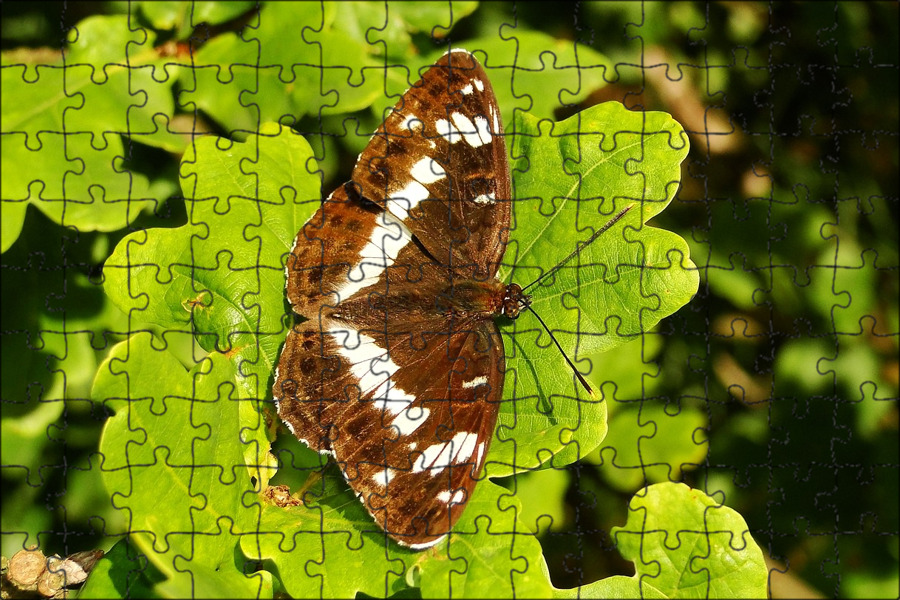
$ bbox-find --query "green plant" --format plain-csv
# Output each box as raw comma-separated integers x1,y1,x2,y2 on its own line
15,2,890,598
80,85,762,594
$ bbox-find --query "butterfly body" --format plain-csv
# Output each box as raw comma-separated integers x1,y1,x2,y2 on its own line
275,50,515,548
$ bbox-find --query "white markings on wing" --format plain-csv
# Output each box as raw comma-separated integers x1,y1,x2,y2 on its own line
462,375,488,389
473,115,492,146
410,157,446,185
388,180,430,221
473,78,485,92
475,442,486,467
401,113,421,131
372,468,397,487
334,211,411,302
392,406,430,436
413,431,480,475
461,83,474,95
407,535,446,550
436,489,466,505
473,192,495,205
490,105,501,135
451,112,487,148
435,118,462,144
453,432,479,464
328,327,415,414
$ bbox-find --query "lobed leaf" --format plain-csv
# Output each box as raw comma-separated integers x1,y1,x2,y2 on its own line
92,332,272,597
0,15,183,252
488,102,697,474
611,483,768,598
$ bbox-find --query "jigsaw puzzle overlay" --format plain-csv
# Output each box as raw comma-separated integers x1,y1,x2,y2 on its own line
1,3,896,599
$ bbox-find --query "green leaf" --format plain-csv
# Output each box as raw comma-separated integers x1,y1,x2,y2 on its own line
487,102,697,474
1,221,129,490
611,483,768,598
551,575,667,599
330,2,477,58
0,15,183,252
588,402,708,492
92,332,271,597
240,468,411,598
139,1,256,37
507,468,571,535
181,3,383,135
4,16,183,152
370,34,612,142
443,33,613,125
103,122,321,398
383,2,479,37
78,538,166,599
242,478,549,598
417,482,552,598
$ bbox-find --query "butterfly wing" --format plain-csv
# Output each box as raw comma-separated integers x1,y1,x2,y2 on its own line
352,50,511,279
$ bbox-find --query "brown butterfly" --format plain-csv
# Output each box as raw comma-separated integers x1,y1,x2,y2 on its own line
273,50,518,548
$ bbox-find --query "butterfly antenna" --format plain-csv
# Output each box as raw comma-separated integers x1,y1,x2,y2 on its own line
521,205,633,294
517,205,634,396
524,304,595,397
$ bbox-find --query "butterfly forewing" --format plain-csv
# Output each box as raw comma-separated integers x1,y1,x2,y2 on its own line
354,50,511,278
274,50,512,548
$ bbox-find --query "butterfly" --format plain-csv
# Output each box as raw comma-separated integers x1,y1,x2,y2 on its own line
274,49,532,548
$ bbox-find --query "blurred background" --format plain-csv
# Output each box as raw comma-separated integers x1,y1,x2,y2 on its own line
2,2,897,598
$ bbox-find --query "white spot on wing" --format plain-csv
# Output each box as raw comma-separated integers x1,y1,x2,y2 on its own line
435,118,462,144
401,114,420,131
452,432,478,464
371,379,416,414
410,157,446,185
490,105,501,134
414,440,452,474
461,83,474,95
413,431,479,474
392,406,430,436
462,376,488,389
473,78,485,92
473,192,495,204
388,180,430,221
372,468,396,487
473,115,492,145
451,112,485,148
334,211,411,302
407,535,446,550
437,488,466,505
475,441,486,466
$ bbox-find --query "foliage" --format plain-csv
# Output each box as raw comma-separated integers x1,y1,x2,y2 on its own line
2,1,895,599
91,98,699,594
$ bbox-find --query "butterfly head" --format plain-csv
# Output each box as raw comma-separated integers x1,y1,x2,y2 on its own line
501,283,531,319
